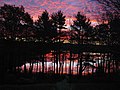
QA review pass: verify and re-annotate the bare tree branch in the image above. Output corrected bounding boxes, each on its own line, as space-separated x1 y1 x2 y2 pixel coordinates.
97 0 120 14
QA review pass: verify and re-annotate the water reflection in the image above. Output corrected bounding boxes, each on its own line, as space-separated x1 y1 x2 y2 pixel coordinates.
18 51 117 75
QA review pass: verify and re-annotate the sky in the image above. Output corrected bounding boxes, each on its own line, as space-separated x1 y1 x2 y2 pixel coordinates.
0 0 104 21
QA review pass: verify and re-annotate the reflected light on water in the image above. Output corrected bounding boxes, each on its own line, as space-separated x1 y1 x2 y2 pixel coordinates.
17 52 116 75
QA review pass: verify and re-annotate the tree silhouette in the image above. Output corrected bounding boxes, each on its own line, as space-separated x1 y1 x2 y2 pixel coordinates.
35 10 50 73
109 17 120 45
0 4 33 68
97 0 120 74
0 5 35 83
109 17 120 73
0 4 33 40
51 10 66 74
51 10 66 42
71 12 92 44
94 23 109 45
35 10 51 42
71 12 92 76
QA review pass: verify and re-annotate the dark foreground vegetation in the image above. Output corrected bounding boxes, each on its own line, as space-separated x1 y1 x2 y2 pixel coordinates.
0 39 120 84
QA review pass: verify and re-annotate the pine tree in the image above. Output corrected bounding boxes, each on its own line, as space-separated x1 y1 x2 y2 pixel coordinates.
0 4 33 40
51 10 66 74
71 12 92 76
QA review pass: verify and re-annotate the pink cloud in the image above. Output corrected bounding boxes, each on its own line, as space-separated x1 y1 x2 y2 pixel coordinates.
0 0 104 21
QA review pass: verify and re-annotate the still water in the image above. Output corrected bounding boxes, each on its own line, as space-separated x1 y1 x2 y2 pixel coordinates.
17 51 117 75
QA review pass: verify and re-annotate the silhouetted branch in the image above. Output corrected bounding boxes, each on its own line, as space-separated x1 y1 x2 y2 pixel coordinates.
97 0 120 14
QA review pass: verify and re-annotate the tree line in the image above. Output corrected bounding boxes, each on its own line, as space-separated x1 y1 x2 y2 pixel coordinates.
0 4 120 45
